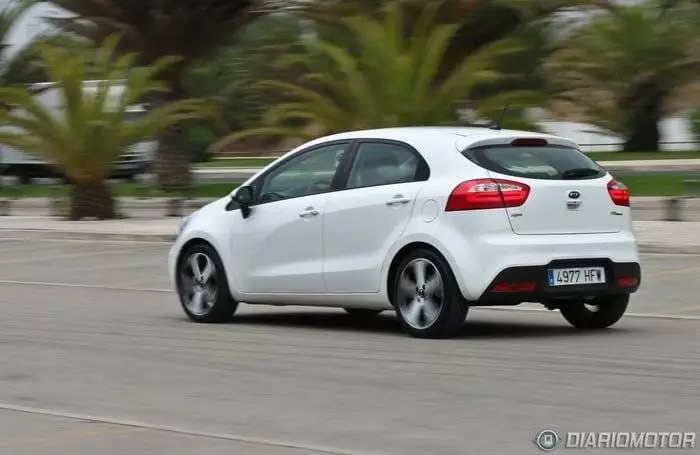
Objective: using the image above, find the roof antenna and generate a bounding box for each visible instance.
[490,106,509,130]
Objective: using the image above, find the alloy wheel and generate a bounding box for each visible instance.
[397,258,444,329]
[180,252,219,316]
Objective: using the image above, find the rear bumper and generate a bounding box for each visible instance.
[476,259,641,306]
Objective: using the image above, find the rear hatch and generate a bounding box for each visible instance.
[461,138,629,235]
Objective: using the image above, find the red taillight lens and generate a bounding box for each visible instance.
[445,179,530,211]
[607,179,630,207]
[492,282,537,293]
[618,277,639,288]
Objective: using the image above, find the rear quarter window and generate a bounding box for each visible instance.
[462,145,605,180]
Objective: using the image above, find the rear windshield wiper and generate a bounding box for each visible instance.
[561,168,601,179]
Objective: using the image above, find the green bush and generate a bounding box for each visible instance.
[183,124,217,163]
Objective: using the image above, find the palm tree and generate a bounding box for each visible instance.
[45,0,263,191]
[0,0,38,83]
[0,35,212,220]
[548,0,700,151]
[181,12,308,156]
[214,2,532,147]
[292,0,605,82]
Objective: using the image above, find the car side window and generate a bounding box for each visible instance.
[347,142,420,189]
[258,142,350,203]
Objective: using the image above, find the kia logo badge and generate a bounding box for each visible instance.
[568,191,581,199]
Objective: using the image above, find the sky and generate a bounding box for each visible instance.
[2,1,66,49]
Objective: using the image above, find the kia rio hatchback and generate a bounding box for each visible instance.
[169,127,641,338]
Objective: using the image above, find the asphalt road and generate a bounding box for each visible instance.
[1,236,699,454]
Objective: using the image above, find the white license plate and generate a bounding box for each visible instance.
[548,267,606,286]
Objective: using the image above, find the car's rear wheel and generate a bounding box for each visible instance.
[559,295,629,329]
[177,243,238,323]
[392,249,468,338]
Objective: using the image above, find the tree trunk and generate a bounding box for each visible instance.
[69,179,116,221]
[623,101,662,152]
[151,83,193,193]
[623,83,665,152]
[154,124,193,192]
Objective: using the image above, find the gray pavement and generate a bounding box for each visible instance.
[0,237,699,454]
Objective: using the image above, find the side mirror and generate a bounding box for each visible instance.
[231,185,253,219]
[233,185,254,205]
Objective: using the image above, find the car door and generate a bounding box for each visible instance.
[322,140,430,293]
[232,141,352,295]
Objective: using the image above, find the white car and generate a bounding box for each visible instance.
[169,126,641,338]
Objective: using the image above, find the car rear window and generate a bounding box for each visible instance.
[462,145,605,180]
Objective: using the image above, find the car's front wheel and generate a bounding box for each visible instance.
[559,295,629,329]
[392,249,468,338]
[177,243,238,323]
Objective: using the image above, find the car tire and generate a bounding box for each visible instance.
[559,295,629,329]
[177,242,238,323]
[344,308,383,319]
[392,248,469,339]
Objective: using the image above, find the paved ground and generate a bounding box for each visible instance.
[0,237,700,454]
[3,215,700,254]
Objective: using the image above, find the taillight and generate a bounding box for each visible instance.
[618,277,639,288]
[445,178,530,211]
[492,282,537,293]
[607,179,630,207]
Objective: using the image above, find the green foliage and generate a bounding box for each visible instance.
[0,35,213,182]
[47,1,263,185]
[295,0,602,80]
[182,123,218,163]
[47,0,261,86]
[549,0,700,150]
[182,13,308,135]
[215,2,534,148]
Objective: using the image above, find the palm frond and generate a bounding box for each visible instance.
[0,36,210,182]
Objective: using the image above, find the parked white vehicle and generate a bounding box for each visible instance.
[0,80,155,184]
[169,126,641,338]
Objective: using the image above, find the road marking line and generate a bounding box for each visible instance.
[0,280,171,293]
[0,403,368,455]
[0,241,94,255]
[0,248,150,266]
[643,266,700,278]
[0,236,171,245]
[0,426,145,448]
[1,279,699,320]
[476,306,700,321]
[46,259,165,275]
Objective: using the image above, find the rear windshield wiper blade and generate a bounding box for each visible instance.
[561,168,601,179]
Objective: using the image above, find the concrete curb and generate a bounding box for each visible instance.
[1,228,699,253]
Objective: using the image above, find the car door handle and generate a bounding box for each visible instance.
[386,195,411,206]
[299,207,321,218]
